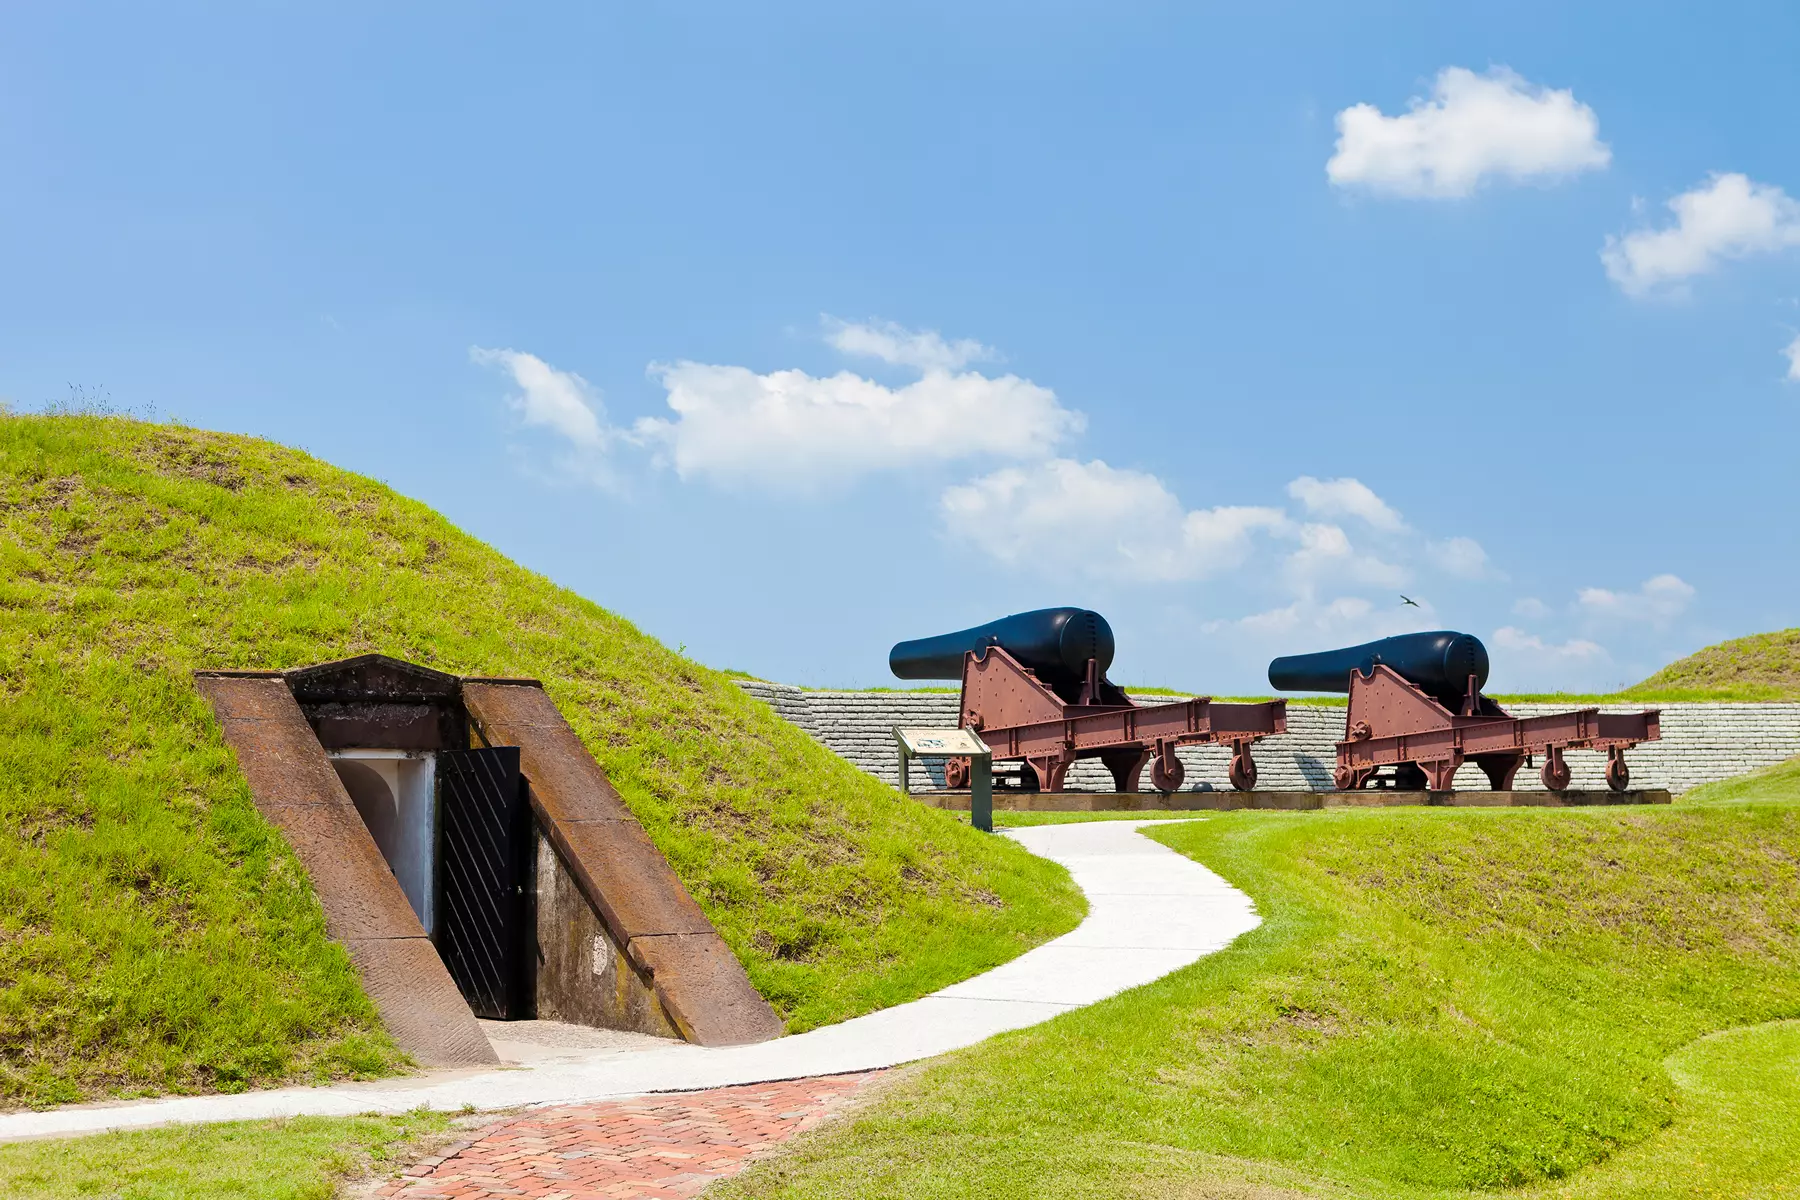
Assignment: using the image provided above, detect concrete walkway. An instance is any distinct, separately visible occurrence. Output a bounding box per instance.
[0,820,1259,1142]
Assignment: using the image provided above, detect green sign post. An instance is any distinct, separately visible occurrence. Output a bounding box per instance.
[892,727,995,832]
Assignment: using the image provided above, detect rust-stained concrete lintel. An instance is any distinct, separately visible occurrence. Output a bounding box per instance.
[195,673,497,1068]
[461,680,785,1047]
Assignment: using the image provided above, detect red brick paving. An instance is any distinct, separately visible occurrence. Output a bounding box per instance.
[375,1072,882,1200]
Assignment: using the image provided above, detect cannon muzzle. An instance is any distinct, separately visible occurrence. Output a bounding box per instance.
[1268,631,1489,703]
[889,608,1115,688]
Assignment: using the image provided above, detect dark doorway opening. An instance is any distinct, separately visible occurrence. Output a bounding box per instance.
[286,655,538,1021]
[437,746,536,1020]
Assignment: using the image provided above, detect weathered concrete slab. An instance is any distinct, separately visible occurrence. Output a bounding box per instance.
[196,673,497,1069]
[344,937,499,1068]
[532,831,681,1039]
[628,933,793,1046]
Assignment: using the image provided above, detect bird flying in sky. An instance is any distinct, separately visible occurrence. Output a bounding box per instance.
[1400,595,1421,608]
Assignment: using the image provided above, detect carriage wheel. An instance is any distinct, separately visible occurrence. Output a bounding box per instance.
[1228,749,1257,791]
[1540,750,1571,792]
[1604,750,1630,792]
[944,757,970,789]
[1149,753,1185,793]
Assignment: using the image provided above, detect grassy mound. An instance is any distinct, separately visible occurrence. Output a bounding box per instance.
[0,414,1082,1108]
[0,1111,454,1200]
[718,797,1800,1198]
[1630,627,1800,700]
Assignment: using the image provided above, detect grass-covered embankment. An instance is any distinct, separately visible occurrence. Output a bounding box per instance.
[0,1110,454,1200]
[0,414,1082,1108]
[718,792,1800,1198]
[1633,627,1800,700]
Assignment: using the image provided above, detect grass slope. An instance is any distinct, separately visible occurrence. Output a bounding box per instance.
[1632,627,1800,700]
[717,797,1800,1199]
[0,414,1081,1108]
[0,1111,453,1200]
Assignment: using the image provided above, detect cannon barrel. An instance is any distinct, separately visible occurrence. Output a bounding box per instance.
[890,608,1115,687]
[1268,631,1489,703]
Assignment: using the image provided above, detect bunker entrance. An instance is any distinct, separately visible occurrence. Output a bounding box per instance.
[295,657,536,1021]
[198,652,784,1061]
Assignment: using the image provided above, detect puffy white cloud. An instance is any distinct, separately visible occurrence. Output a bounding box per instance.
[1602,174,1800,296]
[1237,596,1377,637]
[1784,333,1800,382]
[1512,596,1551,619]
[1491,626,1608,662]
[941,458,1288,582]
[1287,476,1406,531]
[635,360,1082,487]
[1487,627,1614,691]
[1576,574,1696,625]
[471,346,612,451]
[1283,522,1408,590]
[822,316,996,372]
[1327,66,1609,199]
[1430,535,1492,579]
[1220,595,1436,646]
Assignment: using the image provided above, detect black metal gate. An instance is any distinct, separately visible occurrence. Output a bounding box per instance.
[437,746,534,1020]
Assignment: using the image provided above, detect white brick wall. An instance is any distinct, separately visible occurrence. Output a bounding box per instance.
[735,681,1800,794]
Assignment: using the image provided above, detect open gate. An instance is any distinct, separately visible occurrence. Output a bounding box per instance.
[437,746,534,1020]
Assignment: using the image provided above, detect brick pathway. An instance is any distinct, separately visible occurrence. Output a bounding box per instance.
[374,1072,882,1200]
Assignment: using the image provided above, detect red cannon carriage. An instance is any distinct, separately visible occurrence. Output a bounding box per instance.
[1269,632,1660,792]
[891,608,1286,793]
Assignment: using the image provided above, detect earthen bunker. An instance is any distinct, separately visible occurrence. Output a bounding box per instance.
[196,654,783,1067]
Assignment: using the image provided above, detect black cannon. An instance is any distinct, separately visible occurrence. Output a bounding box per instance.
[1268,631,1489,706]
[890,607,1118,703]
[889,608,1284,793]
[1267,631,1658,792]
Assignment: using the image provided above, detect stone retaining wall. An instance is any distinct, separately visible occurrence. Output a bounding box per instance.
[735,681,1800,794]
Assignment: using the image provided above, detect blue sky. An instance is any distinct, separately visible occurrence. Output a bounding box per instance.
[4,3,1797,692]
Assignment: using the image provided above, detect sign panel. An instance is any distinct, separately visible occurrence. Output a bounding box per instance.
[893,727,991,757]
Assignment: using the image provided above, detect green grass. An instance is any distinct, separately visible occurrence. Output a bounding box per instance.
[1495,686,1794,704]
[0,414,1082,1108]
[1634,627,1800,699]
[1682,755,1800,807]
[715,794,1800,1199]
[0,1110,454,1199]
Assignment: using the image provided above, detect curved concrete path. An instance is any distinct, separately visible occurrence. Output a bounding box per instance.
[0,820,1258,1142]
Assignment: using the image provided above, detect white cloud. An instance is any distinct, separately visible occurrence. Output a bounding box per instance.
[1286,476,1406,531]
[1238,595,1376,636]
[1430,536,1492,579]
[1602,174,1800,296]
[822,317,996,372]
[1512,597,1550,619]
[1283,522,1408,590]
[1491,626,1608,662]
[1220,595,1436,645]
[471,346,612,451]
[634,360,1082,487]
[1576,574,1696,625]
[1327,66,1609,199]
[1784,333,1800,381]
[941,458,1288,582]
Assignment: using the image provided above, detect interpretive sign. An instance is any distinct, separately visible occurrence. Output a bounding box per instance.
[892,726,994,832]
